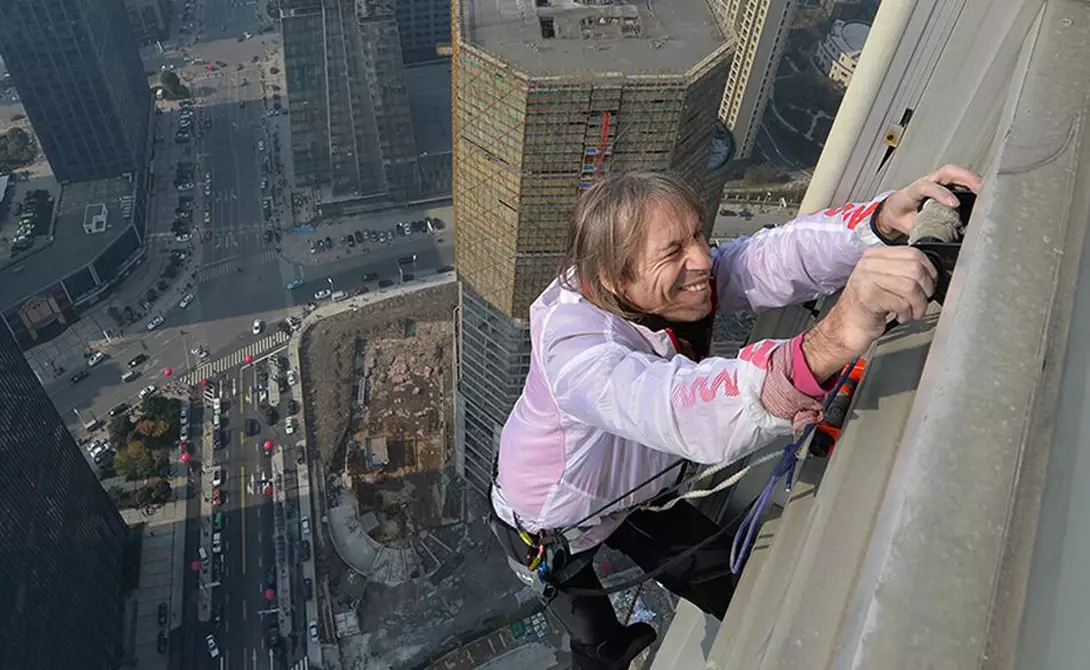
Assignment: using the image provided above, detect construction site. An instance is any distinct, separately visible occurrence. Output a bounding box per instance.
[298,283,534,669]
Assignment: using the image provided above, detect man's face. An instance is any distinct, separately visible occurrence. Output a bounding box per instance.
[620,199,713,322]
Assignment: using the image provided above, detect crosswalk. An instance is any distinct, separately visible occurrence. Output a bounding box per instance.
[210,229,276,251]
[288,658,310,670]
[182,331,290,384]
[198,249,278,282]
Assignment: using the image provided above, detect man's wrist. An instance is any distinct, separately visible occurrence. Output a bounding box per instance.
[801,321,857,383]
[871,199,907,245]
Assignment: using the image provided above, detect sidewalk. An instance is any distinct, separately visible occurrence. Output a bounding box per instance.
[119,460,190,670]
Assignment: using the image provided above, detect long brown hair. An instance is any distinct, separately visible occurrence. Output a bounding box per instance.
[559,171,706,318]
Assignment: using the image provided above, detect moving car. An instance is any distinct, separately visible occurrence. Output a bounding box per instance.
[252,319,264,335]
[286,370,296,386]
[157,631,168,654]
[70,371,89,384]
[139,385,158,399]
[205,634,220,659]
[146,315,164,331]
[301,517,310,536]
[313,289,332,300]
[179,292,194,308]
[258,140,265,151]
[87,351,105,367]
[295,443,306,464]
[362,272,378,281]
[128,354,147,367]
[158,602,168,627]
[284,416,297,435]
[285,279,303,290]
[211,532,222,554]
[108,403,130,417]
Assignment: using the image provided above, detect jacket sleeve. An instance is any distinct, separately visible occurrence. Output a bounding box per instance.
[542,307,797,465]
[714,193,894,314]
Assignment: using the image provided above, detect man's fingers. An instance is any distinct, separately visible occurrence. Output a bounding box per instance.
[928,164,984,194]
[872,273,931,318]
[860,247,939,286]
[916,180,959,209]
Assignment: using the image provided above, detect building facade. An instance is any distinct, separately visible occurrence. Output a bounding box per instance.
[812,20,870,88]
[123,0,168,44]
[0,324,127,668]
[718,0,797,158]
[0,0,151,183]
[396,0,451,65]
[282,0,422,205]
[452,0,736,494]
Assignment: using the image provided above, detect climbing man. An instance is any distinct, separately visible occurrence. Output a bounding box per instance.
[489,165,982,669]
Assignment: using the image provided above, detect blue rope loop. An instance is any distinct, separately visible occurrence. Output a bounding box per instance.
[728,359,859,575]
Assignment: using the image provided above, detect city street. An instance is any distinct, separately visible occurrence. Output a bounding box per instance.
[206,354,300,670]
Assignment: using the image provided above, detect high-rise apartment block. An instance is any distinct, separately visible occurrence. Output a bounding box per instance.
[396,0,452,64]
[719,0,796,158]
[0,0,151,183]
[0,326,127,668]
[451,0,737,493]
[282,0,422,204]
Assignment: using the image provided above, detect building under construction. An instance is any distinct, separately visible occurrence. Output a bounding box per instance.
[451,0,739,493]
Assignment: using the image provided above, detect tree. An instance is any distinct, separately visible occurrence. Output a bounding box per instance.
[160,70,181,92]
[114,442,157,481]
[0,127,37,172]
[140,395,178,422]
[134,418,171,439]
[108,414,134,445]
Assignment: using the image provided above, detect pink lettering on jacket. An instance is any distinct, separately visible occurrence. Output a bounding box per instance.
[739,339,777,371]
[671,369,740,409]
[823,201,879,231]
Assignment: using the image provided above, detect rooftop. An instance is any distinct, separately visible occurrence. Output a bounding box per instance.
[460,0,728,77]
[0,176,137,311]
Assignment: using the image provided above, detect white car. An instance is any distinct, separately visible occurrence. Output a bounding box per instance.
[252,319,264,335]
[211,532,222,554]
[179,292,194,308]
[313,289,331,300]
[212,468,223,487]
[286,370,296,386]
[87,351,105,367]
[180,423,189,441]
[139,384,158,399]
[301,517,310,536]
[146,315,164,331]
[206,634,220,658]
[309,622,319,643]
[180,405,189,421]
[258,140,265,151]
[285,416,297,435]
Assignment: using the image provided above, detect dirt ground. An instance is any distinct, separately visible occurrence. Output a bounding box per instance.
[299,284,533,669]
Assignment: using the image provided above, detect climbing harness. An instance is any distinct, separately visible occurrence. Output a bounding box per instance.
[497,189,979,596]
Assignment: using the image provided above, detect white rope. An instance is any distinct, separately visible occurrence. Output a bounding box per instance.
[643,449,784,513]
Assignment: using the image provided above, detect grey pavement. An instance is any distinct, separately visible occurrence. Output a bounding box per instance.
[120,458,190,670]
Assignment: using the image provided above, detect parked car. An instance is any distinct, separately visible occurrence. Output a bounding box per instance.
[378,279,394,288]
[284,416,297,435]
[301,517,310,536]
[354,230,365,244]
[87,351,106,367]
[108,403,130,417]
[70,371,89,384]
[179,292,195,308]
[157,631,168,653]
[285,279,303,290]
[313,289,331,300]
[300,540,311,562]
[309,622,319,643]
[206,634,220,658]
[146,315,164,331]
[158,602,168,627]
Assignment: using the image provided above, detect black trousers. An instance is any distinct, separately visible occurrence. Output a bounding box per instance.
[495,501,738,668]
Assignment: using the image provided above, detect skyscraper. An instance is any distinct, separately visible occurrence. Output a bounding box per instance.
[0,327,127,668]
[0,0,151,183]
[451,0,736,493]
[719,0,796,158]
[282,0,422,204]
